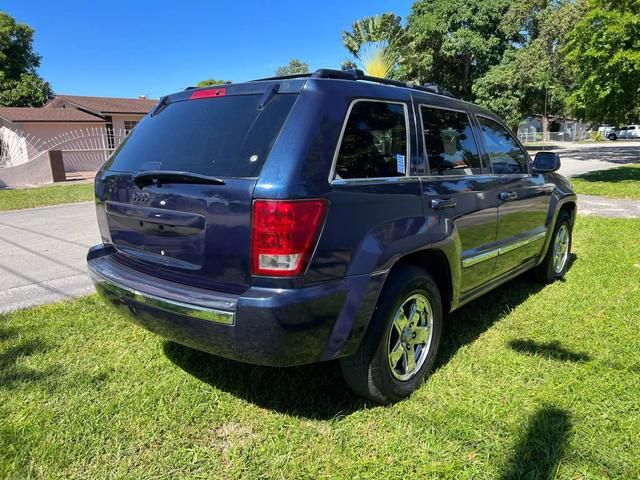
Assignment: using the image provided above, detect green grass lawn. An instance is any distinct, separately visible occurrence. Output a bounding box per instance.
[571,164,640,200]
[0,183,93,211]
[1,216,639,479]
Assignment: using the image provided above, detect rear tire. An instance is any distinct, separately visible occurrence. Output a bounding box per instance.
[608,133,617,141]
[534,210,572,284]
[340,265,443,404]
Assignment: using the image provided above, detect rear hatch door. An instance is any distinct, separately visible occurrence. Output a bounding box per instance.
[96,82,300,293]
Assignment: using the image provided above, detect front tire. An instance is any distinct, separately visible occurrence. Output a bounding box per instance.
[340,265,443,404]
[534,210,572,284]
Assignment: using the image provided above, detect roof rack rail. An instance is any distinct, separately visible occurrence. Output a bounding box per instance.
[311,69,457,99]
[250,68,456,99]
[252,72,313,82]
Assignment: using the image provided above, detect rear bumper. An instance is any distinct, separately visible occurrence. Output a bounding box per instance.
[88,245,384,367]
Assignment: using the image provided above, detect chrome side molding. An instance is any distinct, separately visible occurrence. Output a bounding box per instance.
[462,231,547,269]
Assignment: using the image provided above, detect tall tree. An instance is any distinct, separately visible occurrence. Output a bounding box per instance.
[342,13,406,78]
[0,12,52,107]
[275,59,309,76]
[474,1,581,130]
[0,12,40,78]
[399,0,516,99]
[564,0,640,124]
[340,60,358,71]
[0,73,52,107]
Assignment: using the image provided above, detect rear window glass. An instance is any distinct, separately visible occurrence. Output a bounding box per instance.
[106,94,297,177]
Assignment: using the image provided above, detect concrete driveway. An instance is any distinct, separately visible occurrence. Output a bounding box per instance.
[528,141,640,177]
[0,202,100,313]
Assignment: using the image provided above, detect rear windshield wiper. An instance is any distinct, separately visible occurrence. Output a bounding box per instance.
[133,170,226,189]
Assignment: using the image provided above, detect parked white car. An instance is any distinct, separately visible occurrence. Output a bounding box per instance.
[598,125,616,139]
[607,124,640,141]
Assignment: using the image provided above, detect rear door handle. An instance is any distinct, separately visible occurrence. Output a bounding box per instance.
[431,198,457,210]
[499,191,518,201]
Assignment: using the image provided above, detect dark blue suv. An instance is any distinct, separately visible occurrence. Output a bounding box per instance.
[88,69,576,403]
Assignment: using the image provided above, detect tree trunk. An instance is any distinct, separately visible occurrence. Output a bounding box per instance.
[461,54,472,98]
[541,115,550,142]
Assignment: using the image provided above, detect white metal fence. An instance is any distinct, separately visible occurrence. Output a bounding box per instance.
[0,126,128,171]
[517,129,591,144]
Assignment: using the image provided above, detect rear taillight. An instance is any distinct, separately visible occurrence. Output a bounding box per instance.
[189,87,227,100]
[251,199,328,277]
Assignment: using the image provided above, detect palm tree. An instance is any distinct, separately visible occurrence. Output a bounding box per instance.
[342,13,406,78]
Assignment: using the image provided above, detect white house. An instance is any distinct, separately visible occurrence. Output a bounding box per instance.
[0,95,156,169]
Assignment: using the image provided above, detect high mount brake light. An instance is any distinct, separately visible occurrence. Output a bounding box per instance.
[251,199,328,277]
[189,87,227,100]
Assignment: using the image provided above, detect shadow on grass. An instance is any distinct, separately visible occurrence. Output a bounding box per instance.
[574,165,640,183]
[163,342,365,420]
[165,258,577,419]
[501,407,571,480]
[0,338,53,390]
[436,276,545,369]
[509,339,591,363]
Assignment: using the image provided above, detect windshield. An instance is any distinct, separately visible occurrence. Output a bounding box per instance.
[105,93,297,177]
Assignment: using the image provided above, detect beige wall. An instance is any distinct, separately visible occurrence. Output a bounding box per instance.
[110,114,145,135]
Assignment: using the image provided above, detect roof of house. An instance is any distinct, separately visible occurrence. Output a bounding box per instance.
[0,107,105,123]
[46,95,157,115]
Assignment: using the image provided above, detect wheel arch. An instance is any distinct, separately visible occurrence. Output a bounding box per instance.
[559,201,577,228]
[386,248,454,315]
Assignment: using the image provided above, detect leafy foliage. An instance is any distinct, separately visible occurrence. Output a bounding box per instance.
[0,72,53,107]
[564,0,640,124]
[0,12,41,78]
[342,13,406,77]
[340,60,358,71]
[0,12,52,107]
[473,1,580,128]
[196,79,229,87]
[275,59,309,76]
[399,0,516,99]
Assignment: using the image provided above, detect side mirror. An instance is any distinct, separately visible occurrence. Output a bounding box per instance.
[533,151,561,173]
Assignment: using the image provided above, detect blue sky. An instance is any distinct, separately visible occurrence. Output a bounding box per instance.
[4,0,414,99]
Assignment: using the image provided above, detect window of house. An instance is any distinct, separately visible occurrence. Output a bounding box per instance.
[478,117,529,174]
[124,120,138,135]
[334,101,408,180]
[420,106,481,175]
[105,122,115,150]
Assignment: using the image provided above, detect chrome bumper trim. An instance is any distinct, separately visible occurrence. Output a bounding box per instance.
[89,269,235,325]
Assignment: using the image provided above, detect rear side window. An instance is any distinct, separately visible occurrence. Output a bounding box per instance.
[420,106,481,175]
[334,101,408,180]
[478,117,529,174]
[106,94,297,177]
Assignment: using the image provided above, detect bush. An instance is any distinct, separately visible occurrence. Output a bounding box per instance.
[589,132,604,142]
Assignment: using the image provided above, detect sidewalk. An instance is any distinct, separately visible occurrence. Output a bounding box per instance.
[0,202,100,313]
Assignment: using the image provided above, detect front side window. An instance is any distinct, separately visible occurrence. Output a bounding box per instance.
[478,117,529,174]
[420,106,481,175]
[334,101,408,180]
